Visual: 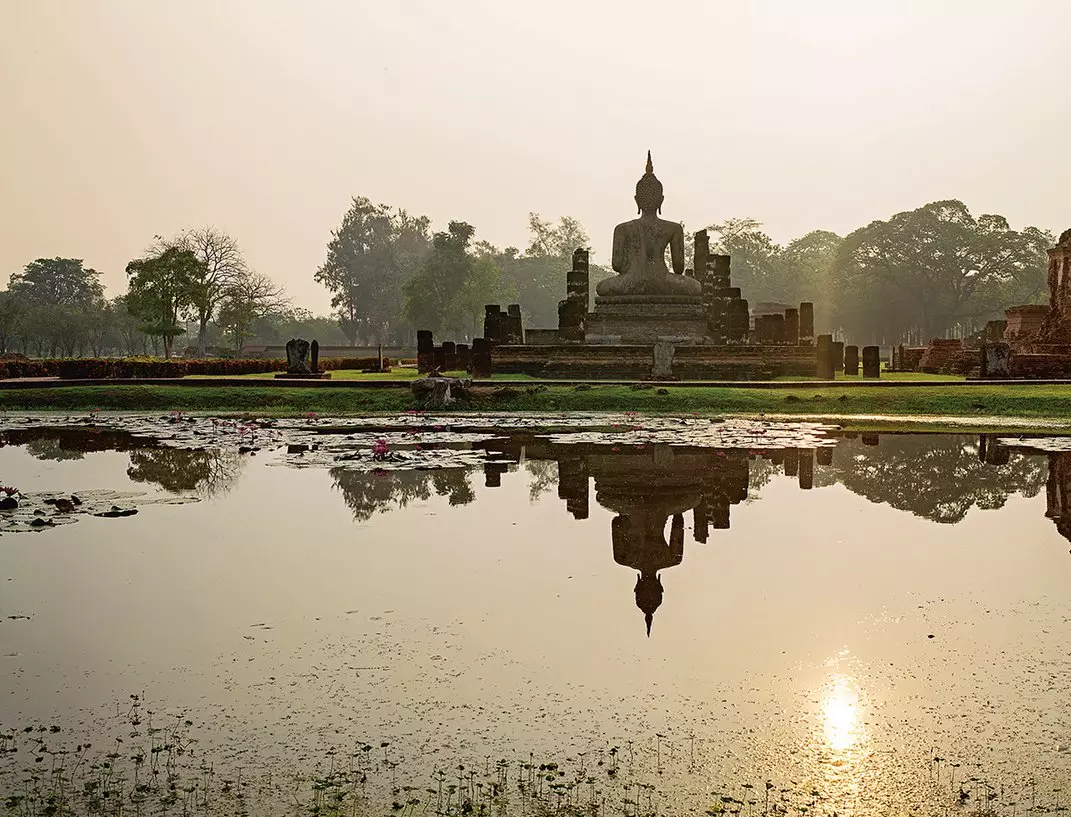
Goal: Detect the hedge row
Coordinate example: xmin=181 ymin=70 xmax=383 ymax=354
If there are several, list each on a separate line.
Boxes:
xmin=0 ymin=357 xmax=392 ymax=380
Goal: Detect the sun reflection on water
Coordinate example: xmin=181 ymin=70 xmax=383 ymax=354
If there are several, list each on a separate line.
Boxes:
xmin=822 ymin=673 xmax=863 ymax=753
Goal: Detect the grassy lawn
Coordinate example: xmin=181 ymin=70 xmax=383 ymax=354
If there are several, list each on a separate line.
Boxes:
xmin=2 ymin=382 xmax=1070 ymax=424
xmin=184 ymin=369 xmax=539 ymax=381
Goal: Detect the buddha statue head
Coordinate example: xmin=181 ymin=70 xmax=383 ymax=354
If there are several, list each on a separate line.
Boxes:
xmin=634 ymin=572 xmax=664 ymax=637
xmin=634 ymin=150 xmax=664 ymax=215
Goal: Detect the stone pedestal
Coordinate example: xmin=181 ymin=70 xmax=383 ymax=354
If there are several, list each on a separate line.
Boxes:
xmin=862 ymin=346 xmax=880 ymax=378
xmin=844 ymin=345 xmax=859 ymax=375
xmin=586 ymin=296 xmax=707 ymax=344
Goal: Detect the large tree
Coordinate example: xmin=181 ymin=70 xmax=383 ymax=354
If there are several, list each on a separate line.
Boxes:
xmin=403 ymin=221 xmax=503 ymax=337
xmin=155 ymin=227 xmax=248 ymax=356
xmin=315 ymin=197 xmax=430 ymax=346
xmin=831 ymin=200 xmax=1051 ymax=343
xmin=126 ymin=247 xmax=203 ymax=358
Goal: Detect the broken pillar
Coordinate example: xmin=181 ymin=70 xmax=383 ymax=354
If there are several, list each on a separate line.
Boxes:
xmin=798 ymin=449 xmax=814 ymax=490
xmin=816 ymin=447 xmax=833 ymax=466
xmin=832 ymin=341 xmax=845 ymax=373
xmin=558 ymin=248 xmax=589 ymax=342
xmin=844 ymin=345 xmax=859 ymax=376
xmin=456 ymin=343 xmax=471 ymax=372
xmin=981 ymin=342 xmax=1011 ymax=378
xmin=798 ymin=302 xmax=815 ymax=346
xmin=417 ymin=330 xmax=435 ymax=373
xmin=816 ymin=334 xmax=835 ymax=380
xmin=441 ymin=341 xmax=457 ymax=371
xmin=505 ymin=304 xmax=524 ymax=344
xmin=471 ymin=337 xmax=491 ymax=378
xmin=862 ymin=346 xmax=881 ymax=378
xmin=784 ymin=308 xmax=799 ymax=345
xmin=484 ymin=305 xmax=503 ymax=344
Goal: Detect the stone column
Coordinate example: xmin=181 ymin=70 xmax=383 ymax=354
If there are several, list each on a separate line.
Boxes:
xmin=798 ymin=302 xmax=815 ymax=346
xmin=816 ymin=334 xmax=834 ymax=379
xmin=784 ymin=308 xmax=799 ymax=345
xmin=417 ymin=330 xmax=434 ymax=373
xmin=484 ymin=462 xmax=508 ymax=487
xmin=831 ymin=341 xmax=844 ymax=373
xmin=798 ymin=449 xmax=814 ymax=490
xmin=862 ymin=432 xmax=879 ymax=446
xmin=843 ymin=345 xmax=859 ymax=376
xmin=471 ymin=337 xmax=491 ymax=378
xmin=862 ymin=346 xmax=880 ymax=378
xmin=558 ymin=249 xmax=589 ymax=342
xmin=693 ymin=504 xmax=709 ymax=543
xmin=433 ymin=345 xmax=447 ymax=372
xmin=816 ymin=447 xmax=833 ymax=466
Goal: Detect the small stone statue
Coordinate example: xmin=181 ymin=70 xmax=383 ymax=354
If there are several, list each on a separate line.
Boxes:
xmin=596 ymin=152 xmax=703 ymax=299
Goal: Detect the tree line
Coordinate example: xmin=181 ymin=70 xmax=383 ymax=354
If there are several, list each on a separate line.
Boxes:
xmin=0 ymin=196 xmax=1054 ymax=358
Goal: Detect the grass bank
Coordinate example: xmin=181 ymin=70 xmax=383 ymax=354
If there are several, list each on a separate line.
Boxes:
xmin=2 ymin=382 xmax=1070 ymax=423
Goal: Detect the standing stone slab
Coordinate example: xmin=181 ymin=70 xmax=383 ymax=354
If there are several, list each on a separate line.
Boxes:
xmin=981 ymin=342 xmax=1011 ymax=378
xmin=862 ymin=345 xmax=881 ymax=378
xmin=843 ymin=345 xmax=859 ymax=376
xmin=442 ymin=341 xmax=457 ymax=372
xmin=310 ymin=340 xmax=319 ymax=373
xmin=816 ymin=334 xmax=834 ymax=380
xmin=652 ymin=341 xmax=675 ymax=379
xmin=285 ymin=338 xmax=311 ymax=374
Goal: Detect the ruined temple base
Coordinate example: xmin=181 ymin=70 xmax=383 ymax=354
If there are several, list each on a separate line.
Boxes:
xmin=274 ymin=372 xmax=332 ymax=379
xmin=491 ymin=344 xmax=817 ymax=380
xmin=585 ymin=297 xmax=708 ymax=345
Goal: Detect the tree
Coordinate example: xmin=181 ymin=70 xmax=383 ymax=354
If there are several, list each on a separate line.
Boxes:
xmin=216 ymin=271 xmax=290 ymax=351
xmin=9 ymin=257 xmax=103 ymax=307
xmin=402 ymin=221 xmax=503 ymax=337
xmin=126 ymin=247 xmax=203 ymax=358
xmin=478 ymin=214 xmax=606 ymax=329
xmin=315 ymin=197 xmax=430 ymax=346
xmin=707 ymin=218 xmax=788 ymax=304
xmin=156 ymin=227 xmax=248 ymax=355
xmin=831 ymin=200 xmax=1051 ymax=343
xmin=0 ymin=292 xmax=25 ymax=354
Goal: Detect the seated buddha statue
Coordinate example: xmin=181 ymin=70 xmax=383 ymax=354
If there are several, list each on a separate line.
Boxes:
xmin=596 ymin=152 xmax=704 ymax=299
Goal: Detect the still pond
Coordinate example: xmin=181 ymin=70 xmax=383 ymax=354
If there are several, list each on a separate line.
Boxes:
xmin=2 ymin=413 xmax=1071 ymax=816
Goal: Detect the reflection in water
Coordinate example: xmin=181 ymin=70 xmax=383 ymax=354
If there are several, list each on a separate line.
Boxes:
xmin=4 ymin=426 xmax=246 ymax=497
xmin=822 ymin=674 xmax=862 ymax=752
xmin=1046 ymin=451 xmax=1071 ymax=542
xmin=126 ymin=448 xmax=244 ymax=497
xmin=331 ymin=467 xmax=475 ymax=521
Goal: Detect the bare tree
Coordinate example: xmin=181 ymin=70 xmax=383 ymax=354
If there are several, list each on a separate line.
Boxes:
xmin=156 ymin=226 xmax=247 ymax=355
xmin=217 ymin=270 xmax=290 ymax=351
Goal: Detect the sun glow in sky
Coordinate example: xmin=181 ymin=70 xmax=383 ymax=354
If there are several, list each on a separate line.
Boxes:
xmin=2 ymin=0 xmax=1069 ymax=313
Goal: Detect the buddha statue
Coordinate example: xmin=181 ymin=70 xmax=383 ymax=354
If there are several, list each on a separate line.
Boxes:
xmin=596 ymin=152 xmax=703 ymax=299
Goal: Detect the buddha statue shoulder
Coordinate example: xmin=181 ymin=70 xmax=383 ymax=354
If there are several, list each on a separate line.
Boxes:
xmin=596 ymin=152 xmax=703 ymax=299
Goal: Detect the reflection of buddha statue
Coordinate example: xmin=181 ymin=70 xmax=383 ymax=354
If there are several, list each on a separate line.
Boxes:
xmin=597 ymin=152 xmax=703 ymax=299
xmin=586 ymin=152 xmax=707 ymax=343
xmin=613 ymin=512 xmax=685 ymax=636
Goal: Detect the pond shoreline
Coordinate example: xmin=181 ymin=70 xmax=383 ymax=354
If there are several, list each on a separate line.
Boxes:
xmin=2 ymin=382 xmax=1071 ymax=431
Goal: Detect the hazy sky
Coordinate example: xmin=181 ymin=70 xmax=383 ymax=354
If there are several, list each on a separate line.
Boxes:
xmin=2 ymin=0 xmax=1069 ymax=315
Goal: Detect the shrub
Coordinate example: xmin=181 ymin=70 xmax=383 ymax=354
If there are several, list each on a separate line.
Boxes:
xmin=0 ymin=356 xmax=395 ymax=379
